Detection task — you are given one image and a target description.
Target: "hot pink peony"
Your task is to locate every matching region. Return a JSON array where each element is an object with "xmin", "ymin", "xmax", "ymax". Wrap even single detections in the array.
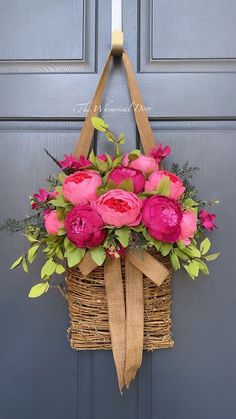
[
  {"xmin": 31, "ymin": 188, "xmax": 57, "ymax": 209},
  {"xmin": 62, "ymin": 171, "xmax": 102, "ymax": 205},
  {"xmin": 64, "ymin": 205, "xmax": 106, "ymax": 248},
  {"xmin": 59, "ymin": 155, "xmax": 90, "ymax": 170},
  {"xmin": 142, "ymin": 195, "xmax": 182, "ymax": 242},
  {"xmin": 96, "ymin": 189, "xmax": 143, "ymax": 227},
  {"xmin": 128, "ymin": 155, "xmax": 159, "ymax": 174},
  {"xmin": 179, "ymin": 210, "xmax": 197, "ymax": 244},
  {"xmin": 44, "ymin": 210, "xmax": 64, "ymax": 235},
  {"xmin": 149, "ymin": 144, "xmax": 171, "ymax": 163},
  {"xmin": 145, "ymin": 170, "xmax": 185, "ymax": 200},
  {"xmin": 108, "ymin": 167, "xmax": 145, "ymax": 193},
  {"xmin": 199, "ymin": 209, "xmax": 217, "ymax": 231}
]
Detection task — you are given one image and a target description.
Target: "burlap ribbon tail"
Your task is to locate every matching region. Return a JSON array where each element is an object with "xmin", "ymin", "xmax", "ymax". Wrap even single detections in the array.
[
  {"xmin": 72, "ymin": 49, "xmax": 170, "ymax": 391},
  {"xmin": 79, "ymin": 250, "xmax": 169, "ymax": 391}
]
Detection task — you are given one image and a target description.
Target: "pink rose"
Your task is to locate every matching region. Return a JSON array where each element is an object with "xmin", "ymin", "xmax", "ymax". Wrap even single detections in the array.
[
  {"xmin": 129, "ymin": 155, "xmax": 159, "ymax": 174},
  {"xmin": 149, "ymin": 144, "xmax": 172, "ymax": 163},
  {"xmin": 44, "ymin": 210, "xmax": 64, "ymax": 235},
  {"xmin": 142, "ymin": 195, "xmax": 182, "ymax": 242},
  {"xmin": 199, "ymin": 209, "xmax": 217, "ymax": 231},
  {"xmin": 145, "ymin": 170, "xmax": 185, "ymax": 200},
  {"xmin": 64, "ymin": 205, "xmax": 106, "ymax": 248},
  {"xmin": 62, "ymin": 171, "xmax": 102, "ymax": 205},
  {"xmin": 108, "ymin": 167, "xmax": 145, "ymax": 193},
  {"xmin": 179, "ymin": 211, "xmax": 197, "ymax": 244},
  {"xmin": 59, "ymin": 155, "xmax": 90, "ymax": 170},
  {"xmin": 96, "ymin": 189, "xmax": 142, "ymax": 227}
]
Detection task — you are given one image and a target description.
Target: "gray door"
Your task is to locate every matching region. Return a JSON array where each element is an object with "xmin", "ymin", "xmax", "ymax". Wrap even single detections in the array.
[{"xmin": 0, "ymin": 1, "xmax": 236, "ymax": 418}]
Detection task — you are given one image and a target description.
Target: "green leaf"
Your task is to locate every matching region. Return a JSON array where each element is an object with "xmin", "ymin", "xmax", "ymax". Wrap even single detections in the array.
[
  {"xmin": 28, "ymin": 245, "xmax": 40, "ymax": 264},
  {"xmin": 182, "ymin": 244, "xmax": 201, "ymax": 258},
  {"xmin": 170, "ymin": 252, "xmax": 180, "ymax": 270},
  {"xmin": 105, "ymin": 154, "xmax": 113, "ymax": 169},
  {"xmin": 118, "ymin": 133, "xmax": 125, "ymax": 144},
  {"xmin": 188, "ymin": 260, "xmax": 199, "ymax": 277},
  {"xmin": 96, "ymin": 158, "xmax": 109, "ymax": 172},
  {"xmin": 55, "ymin": 263, "xmax": 66, "ymax": 274},
  {"xmin": 160, "ymin": 242, "xmax": 172, "ymax": 256},
  {"xmin": 203, "ymin": 252, "xmax": 220, "ymax": 261},
  {"xmin": 119, "ymin": 178, "xmax": 134, "ymax": 192},
  {"xmin": 200, "ymin": 238, "xmax": 211, "ymax": 255},
  {"xmin": 196, "ymin": 259, "xmax": 209, "ymax": 274},
  {"xmin": 10, "ymin": 255, "xmax": 23, "ymax": 270},
  {"xmin": 66, "ymin": 247, "xmax": 85, "ymax": 268},
  {"xmin": 41, "ymin": 258, "xmax": 56, "ymax": 279},
  {"xmin": 89, "ymin": 149, "xmax": 97, "ymax": 167},
  {"xmin": 90, "ymin": 246, "xmax": 106, "ymax": 266},
  {"xmin": 115, "ymin": 228, "xmax": 131, "ymax": 248},
  {"xmin": 152, "ymin": 239, "xmax": 161, "ymax": 251},
  {"xmin": 105, "ymin": 179, "xmax": 117, "ymax": 191},
  {"xmin": 177, "ymin": 240, "xmax": 186, "ymax": 250},
  {"xmin": 183, "ymin": 264, "xmax": 195, "ymax": 280},
  {"xmin": 50, "ymin": 195, "xmax": 68, "ymax": 208},
  {"xmin": 173, "ymin": 248, "xmax": 189, "ymax": 261},
  {"xmin": 28, "ymin": 282, "xmax": 49, "ymax": 298},
  {"xmin": 155, "ymin": 176, "xmax": 171, "ymax": 197},
  {"xmin": 58, "ymin": 172, "xmax": 67, "ymax": 183},
  {"xmin": 112, "ymin": 154, "xmax": 123, "ymax": 168},
  {"xmin": 130, "ymin": 225, "xmax": 144, "ymax": 233},
  {"xmin": 22, "ymin": 258, "xmax": 29, "ymax": 273},
  {"xmin": 91, "ymin": 116, "xmax": 108, "ymax": 132}
]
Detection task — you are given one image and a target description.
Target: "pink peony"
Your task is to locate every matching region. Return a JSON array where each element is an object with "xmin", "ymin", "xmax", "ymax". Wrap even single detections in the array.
[
  {"xmin": 59, "ymin": 155, "xmax": 90, "ymax": 170},
  {"xmin": 96, "ymin": 189, "xmax": 143, "ymax": 227},
  {"xmin": 149, "ymin": 144, "xmax": 172, "ymax": 163},
  {"xmin": 145, "ymin": 170, "xmax": 185, "ymax": 200},
  {"xmin": 44, "ymin": 210, "xmax": 64, "ymax": 235},
  {"xmin": 199, "ymin": 209, "xmax": 217, "ymax": 231},
  {"xmin": 62, "ymin": 171, "xmax": 102, "ymax": 205},
  {"xmin": 64, "ymin": 205, "xmax": 106, "ymax": 248},
  {"xmin": 31, "ymin": 188, "xmax": 57, "ymax": 209},
  {"xmin": 179, "ymin": 211, "xmax": 197, "ymax": 244},
  {"xmin": 129, "ymin": 155, "xmax": 159, "ymax": 174},
  {"xmin": 108, "ymin": 167, "xmax": 145, "ymax": 193},
  {"xmin": 142, "ymin": 195, "xmax": 182, "ymax": 242}
]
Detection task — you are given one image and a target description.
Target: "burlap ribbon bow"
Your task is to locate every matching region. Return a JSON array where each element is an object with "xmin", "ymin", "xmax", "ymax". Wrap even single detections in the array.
[
  {"xmin": 78, "ymin": 249, "xmax": 169, "ymax": 391},
  {"xmin": 72, "ymin": 50, "xmax": 169, "ymax": 391}
]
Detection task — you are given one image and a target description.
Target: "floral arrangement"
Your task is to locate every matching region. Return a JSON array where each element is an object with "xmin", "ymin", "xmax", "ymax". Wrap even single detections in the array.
[{"xmin": 2, "ymin": 117, "xmax": 219, "ymax": 298}]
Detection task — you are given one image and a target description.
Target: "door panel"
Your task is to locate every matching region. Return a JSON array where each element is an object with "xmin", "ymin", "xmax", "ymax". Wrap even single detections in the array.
[{"xmin": 0, "ymin": 1, "xmax": 235, "ymax": 418}]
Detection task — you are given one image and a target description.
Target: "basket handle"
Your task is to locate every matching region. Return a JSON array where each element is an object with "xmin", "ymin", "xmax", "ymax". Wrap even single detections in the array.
[{"xmin": 73, "ymin": 50, "xmax": 156, "ymax": 158}]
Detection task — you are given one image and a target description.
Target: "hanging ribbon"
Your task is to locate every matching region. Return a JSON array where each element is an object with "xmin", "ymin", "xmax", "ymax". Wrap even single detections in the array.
[{"xmin": 72, "ymin": 49, "xmax": 169, "ymax": 391}]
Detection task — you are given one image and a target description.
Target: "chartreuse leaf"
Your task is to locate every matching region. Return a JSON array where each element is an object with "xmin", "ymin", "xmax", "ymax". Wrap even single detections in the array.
[
  {"xmin": 173, "ymin": 248, "xmax": 189, "ymax": 261},
  {"xmin": 112, "ymin": 154, "xmax": 123, "ymax": 168},
  {"xmin": 115, "ymin": 228, "xmax": 131, "ymax": 248},
  {"xmin": 50, "ymin": 194, "xmax": 68, "ymax": 208},
  {"xmin": 196, "ymin": 259, "xmax": 209, "ymax": 274},
  {"xmin": 22, "ymin": 257, "xmax": 29, "ymax": 273},
  {"xmin": 203, "ymin": 252, "xmax": 220, "ymax": 261},
  {"xmin": 89, "ymin": 149, "xmax": 97, "ymax": 167},
  {"xmin": 90, "ymin": 246, "xmax": 106, "ymax": 266},
  {"xmin": 170, "ymin": 252, "xmax": 180, "ymax": 270},
  {"xmin": 160, "ymin": 242, "xmax": 172, "ymax": 257},
  {"xmin": 188, "ymin": 260, "xmax": 200, "ymax": 277},
  {"xmin": 128, "ymin": 149, "xmax": 141, "ymax": 160},
  {"xmin": 183, "ymin": 264, "xmax": 195, "ymax": 280},
  {"xmin": 28, "ymin": 282, "xmax": 49, "ymax": 298},
  {"xmin": 66, "ymin": 247, "xmax": 85, "ymax": 268},
  {"xmin": 155, "ymin": 176, "xmax": 171, "ymax": 197},
  {"xmin": 10, "ymin": 255, "xmax": 23, "ymax": 270},
  {"xmin": 58, "ymin": 172, "xmax": 67, "ymax": 183},
  {"xmin": 182, "ymin": 244, "xmax": 201, "ymax": 258},
  {"xmin": 200, "ymin": 238, "xmax": 211, "ymax": 255},
  {"xmin": 106, "ymin": 180, "xmax": 117, "ymax": 191},
  {"xmin": 55, "ymin": 263, "xmax": 65, "ymax": 274},
  {"xmin": 119, "ymin": 179, "xmax": 134, "ymax": 192},
  {"xmin": 96, "ymin": 158, "xmax": 109, "ymax": 172},
  {"xmin": 118, "ymin": 133, "xmax": 125, "ymax": 144},
  {"xmin": 28, "ymin": 245, "xmax": 40, "ymax": 264},
  {"xmin": 105, "ymin": 154, "xmax": 113, "ymax": 169},
  {"xmin": 41, "ymin": 258, "xmax": 56, "ymax": 279},
  {"xmin": 91, "ymin": 116, "xmax": 108, "ymax": 132}
]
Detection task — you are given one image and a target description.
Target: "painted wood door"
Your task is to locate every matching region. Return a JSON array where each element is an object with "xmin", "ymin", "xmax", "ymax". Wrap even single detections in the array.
[{"xmin": 0, "ymin": 1, "xmax": 236, "ymax": 418}]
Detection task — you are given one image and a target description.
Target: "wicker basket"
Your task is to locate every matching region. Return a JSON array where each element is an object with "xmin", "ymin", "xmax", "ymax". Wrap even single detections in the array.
[{"xmin": 66, "ymin": 251, "xmax": 174, "ymax": 351}]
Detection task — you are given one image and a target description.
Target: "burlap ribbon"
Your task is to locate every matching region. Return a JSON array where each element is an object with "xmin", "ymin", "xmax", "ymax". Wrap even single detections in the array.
[
  {"xmin": 72, "ymin": 50, "xmax": 170, "ymax": 391},
  {"xmin": 78, "ymin": 250, "xmax": 169, "ymax": 391}
]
